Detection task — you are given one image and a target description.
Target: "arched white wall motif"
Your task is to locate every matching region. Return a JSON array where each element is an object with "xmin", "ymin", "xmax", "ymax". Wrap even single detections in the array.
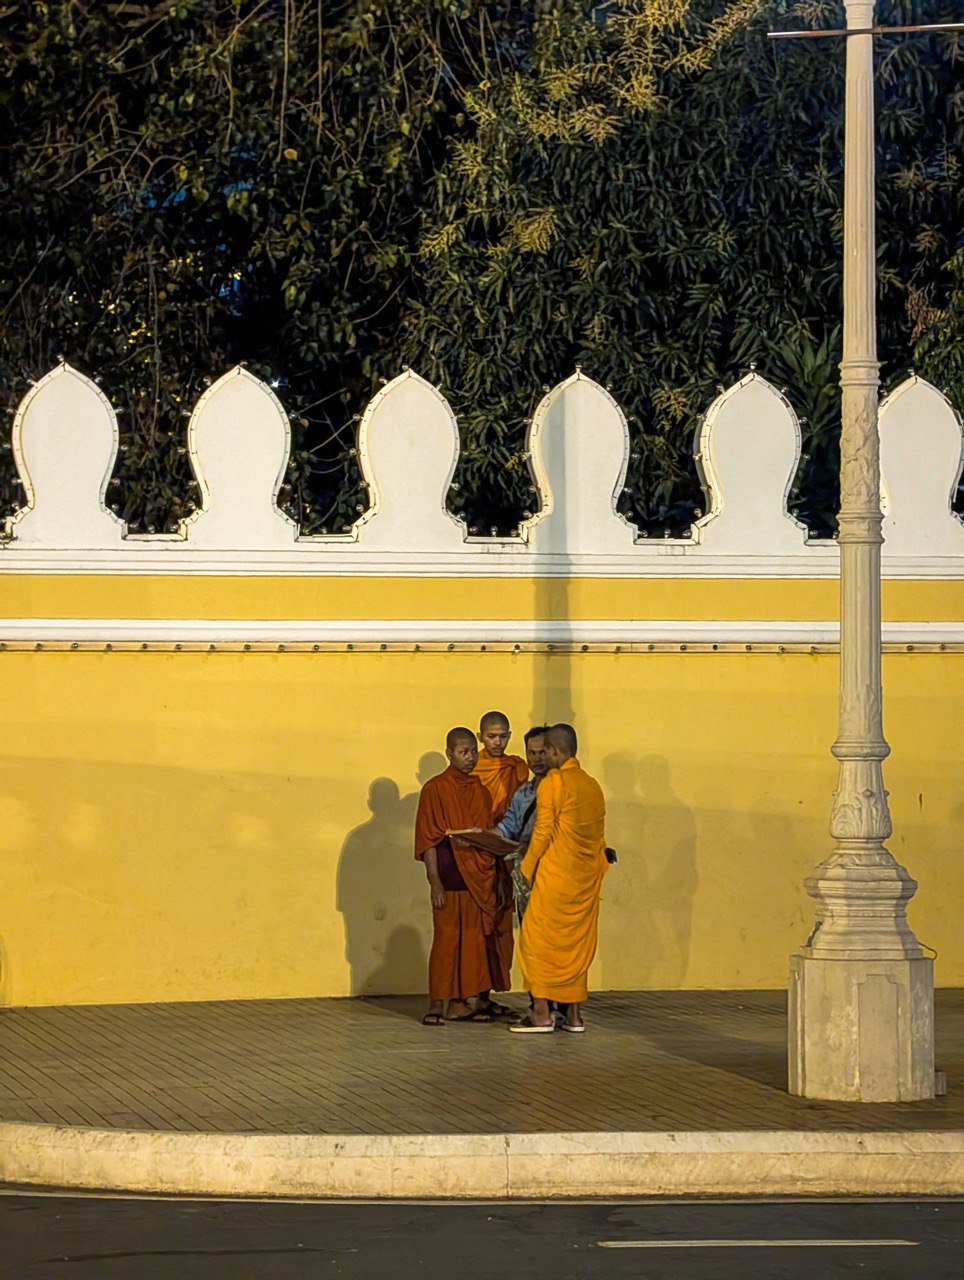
[
  {"xmin": 6, "ymin": 363, "xmax": 125, "ymax": 547},
  {"xmin": 353, "ymin": 370, "xmax": 467, "ymax": 551},
  {"xmin": 695, "ymin": 373, "xmax": 808, "ymax": 553},
  {"xmin": 879, "ymin": 376, "xmax": 964, "ymax": 558},
  {"xmin": 183, "ymin": 366, "xmax": 298, "ymax": 549},
  {"xmin": 0, "ymin": 361, "xmax": 961, "ymax": 579},
  {"xmin": 522, "ymin": 371, "xmax": 636, "ymax": 554}
]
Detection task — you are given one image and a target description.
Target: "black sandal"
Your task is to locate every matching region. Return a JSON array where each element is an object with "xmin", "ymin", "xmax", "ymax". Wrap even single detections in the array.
[
  {"xmin": 477, "ymin": 1000, "xmax": 515, "ymax": 1019},
  {"xmin": 447, "ymin": 1009, "xmax": 493, "ymax": 1023},
  {"xmin": 421, "ymin": 1012, "xmax": 445, "ymax": 1027}
]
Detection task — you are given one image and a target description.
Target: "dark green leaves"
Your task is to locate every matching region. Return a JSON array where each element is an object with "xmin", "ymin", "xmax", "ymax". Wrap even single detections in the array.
[{"xmin": 0, "ymin": 0, "xmax": 960, "ymax": 538}]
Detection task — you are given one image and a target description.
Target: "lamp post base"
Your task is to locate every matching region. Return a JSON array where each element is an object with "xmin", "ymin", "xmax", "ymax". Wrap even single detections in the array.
[{"xmin": 789, "ymin": 954, "xmax": 935, "ymax": 1101}]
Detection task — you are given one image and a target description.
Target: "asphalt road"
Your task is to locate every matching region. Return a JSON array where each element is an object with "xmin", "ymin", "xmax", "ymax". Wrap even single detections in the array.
[{"xmin": 0, "ymin": 1194, "xmax": 961, "ymax": 1279}]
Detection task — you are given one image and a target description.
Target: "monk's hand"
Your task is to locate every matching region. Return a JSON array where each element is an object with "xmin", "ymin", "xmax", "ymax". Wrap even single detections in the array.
[{"xmin": 429, "ymin": 878, "xmax": 446, "ymax": 910}]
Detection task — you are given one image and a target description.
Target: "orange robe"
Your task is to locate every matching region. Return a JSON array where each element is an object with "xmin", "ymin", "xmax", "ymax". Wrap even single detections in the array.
[
  {"xmin": 473, "ymin": 750, "xmax": 528, "ymax": 977},
  {"xmin": 414, "ymin": 767, "xmax": 509, "ymax": 1002},
  {"xmin": 473, "ymin": 751, "xmax": 529, "ymax": 823},
  {"xmin": 519, "ymin": 757, "xmax": 608, "ymax": 1004}
]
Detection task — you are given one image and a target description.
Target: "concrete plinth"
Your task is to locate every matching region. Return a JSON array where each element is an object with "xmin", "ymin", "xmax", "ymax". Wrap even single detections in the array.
[{"xmin": 789, "ymin": 954, "xmax": 935, "ymax": 1101}]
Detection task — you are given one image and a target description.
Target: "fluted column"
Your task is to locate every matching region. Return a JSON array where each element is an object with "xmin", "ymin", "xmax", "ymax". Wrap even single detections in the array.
[{"xmin": 787, "ymin": 0, "xmax": 935, "ymax": 1101}]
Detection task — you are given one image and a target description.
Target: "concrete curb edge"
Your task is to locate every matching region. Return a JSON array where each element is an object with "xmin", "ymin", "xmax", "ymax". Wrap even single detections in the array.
[{"xmin": 1, "ymin": 1124, "xmax": 962, "ymax": 1198}]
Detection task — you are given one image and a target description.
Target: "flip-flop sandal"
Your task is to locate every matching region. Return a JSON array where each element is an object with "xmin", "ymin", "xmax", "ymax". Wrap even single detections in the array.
[
  {"xmin": 478, "ymin": 1001, "xmax": 516, "ymax": 1019},
  {"xmin": 447, "ymin": 1009, "xmax": 493, "ymax": 1023},
  {"xmin": 560, "ymin": 1022, "xmax": 586, "ymax": 1033},
  {"xmin": 509, "ymin": 1017, "xmax": 555, "ymax": 1034},
  {"xmin": 421, "ymin": 1013, "xmax": 445, "ymax": 1027}
]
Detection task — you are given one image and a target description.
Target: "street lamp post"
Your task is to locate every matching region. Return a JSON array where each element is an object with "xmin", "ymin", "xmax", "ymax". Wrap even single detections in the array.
[{"xmin": 782, "ymin": 0, "xmax": 937, "ymax": 1101}]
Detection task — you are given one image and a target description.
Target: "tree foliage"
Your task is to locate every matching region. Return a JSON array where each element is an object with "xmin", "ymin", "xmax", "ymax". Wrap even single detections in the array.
[
  {"xmin": 0, "ymin": 0, "xmax": 478, "ymax": 532},
  {"xmin": 0, "ymin": 0, "xmax": 961, "ymax": 538}
]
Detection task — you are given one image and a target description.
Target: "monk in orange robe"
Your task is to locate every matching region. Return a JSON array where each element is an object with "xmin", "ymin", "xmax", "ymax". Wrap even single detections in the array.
[
  {"xmin": 473, "ymin": 710, "xmax": 529, "ymax": 822},
  {"xmin": 472, "ymin": 710, "xmax": 528, "ymax": 1016},
  {"xmin": 512, "ymin": 723, "xmax": 608, "ymax": 1035},
  {"xmin": 414, "ymin": 727, "xmax": 510, "ymax": 1025}
]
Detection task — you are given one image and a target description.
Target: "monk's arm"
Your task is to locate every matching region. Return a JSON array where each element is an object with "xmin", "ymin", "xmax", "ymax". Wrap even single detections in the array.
[
  {"xmin": 520, "ymin": 775, "xmax": 558, "ymax": 881},
  {"xmin": 420, "ymin": 846, "xmax": 446, "ymax": 909}
]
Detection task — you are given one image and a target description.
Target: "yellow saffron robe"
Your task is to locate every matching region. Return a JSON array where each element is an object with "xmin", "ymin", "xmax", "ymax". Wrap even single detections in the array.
[{"xmin": 518, "ymin": 757, "xmax": 608, "ymax": 1004}]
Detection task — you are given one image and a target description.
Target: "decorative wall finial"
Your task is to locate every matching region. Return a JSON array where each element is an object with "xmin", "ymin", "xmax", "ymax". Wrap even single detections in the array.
[
  {"xmin": 879, "ymin": 376, "xmax": 964, "ymax": 558},
  {"xmin": 183, "ymin": 366, "xmax": 297, "ymax": 549},
  {"xmin": 353, "ymin": 370, "xmax": 467, "ymax": 551},
  {"xmin": 6, "ymin": 364, "xmax": 125, "ymax": 546},
  {"xmin": 696, "ymin": 373, "xmax": 808, "ymax": 552},
  {"xmin": 522, "ymin": 371, "xmax": 636, "ymax": 554}
]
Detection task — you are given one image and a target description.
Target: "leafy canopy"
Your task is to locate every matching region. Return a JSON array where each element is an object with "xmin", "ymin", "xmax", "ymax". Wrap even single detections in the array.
[{"xmin": 0, "ymin": 0, "xmax": 961, "ymax": 538}]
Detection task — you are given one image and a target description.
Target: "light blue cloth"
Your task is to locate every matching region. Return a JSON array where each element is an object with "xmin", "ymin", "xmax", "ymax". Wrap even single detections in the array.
[
  {"xmin": 497, "ymin": 779, "xmax": 539, "ymax": 920},
  {"xmin": 497, "ymin": 779, "xmax": 538, "ymax": 848}
]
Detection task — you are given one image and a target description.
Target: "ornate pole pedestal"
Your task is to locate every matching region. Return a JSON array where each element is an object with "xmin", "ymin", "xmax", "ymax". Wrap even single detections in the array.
[{"xmin": 787, "ymin": 0, "xmax": 935, "ymax": 1101}]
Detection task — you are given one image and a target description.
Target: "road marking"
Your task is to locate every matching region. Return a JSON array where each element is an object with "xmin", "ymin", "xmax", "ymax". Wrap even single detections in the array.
[{"xmin": 598, "ymin": 1239, "xmax": 918, "ymax": 1249}]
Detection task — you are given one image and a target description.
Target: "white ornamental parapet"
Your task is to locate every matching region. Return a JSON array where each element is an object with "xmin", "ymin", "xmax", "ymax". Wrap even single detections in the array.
[{"xmin": 0, "ymin": 361, "xmax": 961, "ymax": 578}]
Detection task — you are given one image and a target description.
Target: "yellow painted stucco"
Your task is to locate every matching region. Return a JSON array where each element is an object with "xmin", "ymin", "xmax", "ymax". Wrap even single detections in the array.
[
  {"xmin": 0, "ymin": 573, "xmax": 961, "ymax": 623},
  {"xmin": 0, "ymin": 631, "xmax": 961, "ymax": 1006}
]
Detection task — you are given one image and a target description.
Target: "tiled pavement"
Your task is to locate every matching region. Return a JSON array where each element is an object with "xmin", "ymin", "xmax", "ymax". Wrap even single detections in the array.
[{"xmin": 0, "ymin": 990, "xmax": 960, "ymax": 1136}]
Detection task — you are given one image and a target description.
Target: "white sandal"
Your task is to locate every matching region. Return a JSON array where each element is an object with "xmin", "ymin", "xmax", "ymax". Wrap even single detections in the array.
[{"xmin": 509, "ymin": 1016, "xmax": 555, "ymax": 1034}]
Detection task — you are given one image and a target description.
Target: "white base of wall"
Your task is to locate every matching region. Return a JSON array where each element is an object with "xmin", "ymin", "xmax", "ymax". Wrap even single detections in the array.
[{"xmin": 1, "ymin": 1123, "xmax": 960, "ymax": 1198}]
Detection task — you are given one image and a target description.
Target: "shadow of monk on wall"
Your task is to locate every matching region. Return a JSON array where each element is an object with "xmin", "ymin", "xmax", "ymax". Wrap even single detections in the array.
[
  {"xmin": 398, "ymin": 751, "xmax": 448, "ymax": 829},
  {"xmin": 600, "ymin": 753, "xmax": 698, "ymax": 989},
  {"xmin": 335, "ymin": 776, "xmax": 429, "ymax": 996}
]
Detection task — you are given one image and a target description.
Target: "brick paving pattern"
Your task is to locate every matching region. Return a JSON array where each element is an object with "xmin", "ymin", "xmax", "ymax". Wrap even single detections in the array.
[{"xmin": 0, "ymin": 990, "xmax": 960, "ymax": 1135}]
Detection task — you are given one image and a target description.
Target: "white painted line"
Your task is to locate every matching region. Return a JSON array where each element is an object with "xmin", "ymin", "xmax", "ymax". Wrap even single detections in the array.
[
  {"xmin": 2, "ymin": 616, "xmax": 963, "ymax": 647},
  {"xmin": 598, "ymin": 1239, "xmax": 918, "ymax": 1249}
]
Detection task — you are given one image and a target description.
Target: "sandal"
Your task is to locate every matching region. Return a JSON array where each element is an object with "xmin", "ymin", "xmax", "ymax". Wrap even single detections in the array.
[
  {"xmin": 477, "ymin": 1000, "xmax": 516, "ymax": 1019},
  {"xmin": 447, "ymin": 1009, "xmax": 493, "ymax": 1023},
  {"xmin": 560, "ymin": 1021, "xmax": 586, "ymax": 1033},
  {"xmin": 421, "ymin": 1012, "xmax": 445, "ymax": 1027},
  {"xmin": 508, "ymin": 1016, "xmax": 555, "ymax": 1034}
]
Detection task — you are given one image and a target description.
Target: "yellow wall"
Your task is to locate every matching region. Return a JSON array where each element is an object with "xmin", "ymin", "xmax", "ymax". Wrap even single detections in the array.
[
  {"xmin": 2, "ymin": 572, "xmax": 963, "ymax": 622},
  {"xmin": 1, "ymin": 626, "xmax": 961, "ymax": 1005}
]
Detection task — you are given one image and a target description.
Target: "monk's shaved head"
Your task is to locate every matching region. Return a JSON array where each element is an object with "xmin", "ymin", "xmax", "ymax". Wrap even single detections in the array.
[
  {"xmin": 446, "ymin": 726, "xmax": 479, "ymax": 775},
  {"xmin": 479, "ymin": 710, "xmax": 510, "ymax": 733},
  {"xmin": 547, "ymin": 723, "xmax": 577, "ymax": 758}
]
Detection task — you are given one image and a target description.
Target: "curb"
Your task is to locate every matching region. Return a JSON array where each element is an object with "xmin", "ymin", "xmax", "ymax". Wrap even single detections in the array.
[{"xmin": 1, "ymin": 1124, "xmax": 962, "ymax": 1198}]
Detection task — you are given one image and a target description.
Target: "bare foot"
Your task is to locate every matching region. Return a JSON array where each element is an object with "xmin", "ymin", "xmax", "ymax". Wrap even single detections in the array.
[
  {"xmin": 565, "ymin": 1003, "xmax": 584, "ymax": 1029},
  {"xmin": 530, "ymin": 997, "xmax": 554, "ymax": 1028},
  {"xmin": 445, "ymin": 1000, "xmax": 473, "ymax": 1020}
]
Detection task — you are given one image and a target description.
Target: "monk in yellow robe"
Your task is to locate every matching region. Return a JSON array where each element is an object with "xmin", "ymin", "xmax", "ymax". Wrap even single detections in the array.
[
  {"xmin": 512, "ymin": 723, "xmax": 608, "ymax": 1034},
  {"xmin": 472, "ymin": 710, "xmax": 527, "ymax": 1016},
  {"xmin": 414, "ymin": 727, "xmax": 509, "ymax": 1025}
]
